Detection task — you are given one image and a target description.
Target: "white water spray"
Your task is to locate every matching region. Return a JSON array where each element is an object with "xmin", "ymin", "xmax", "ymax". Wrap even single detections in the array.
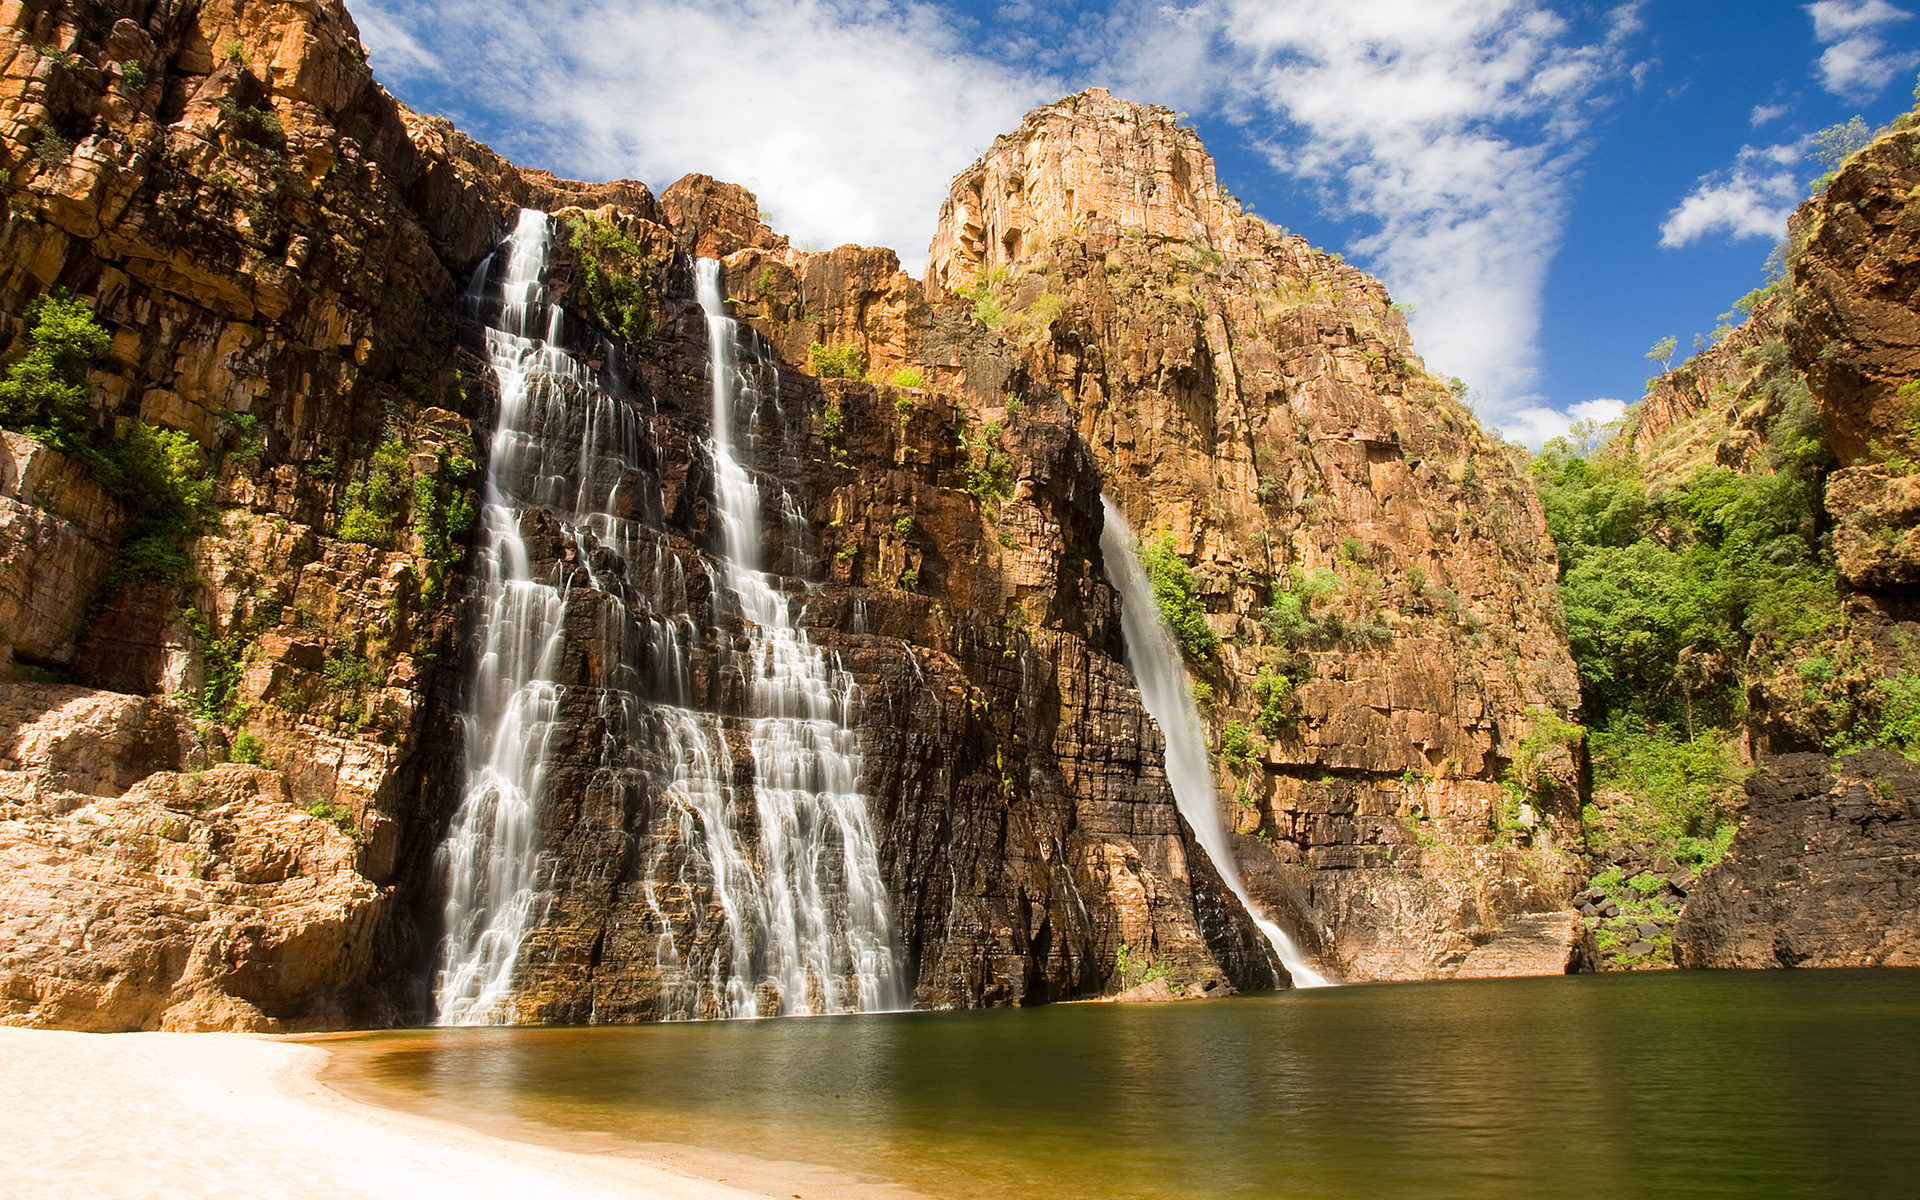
[
  {"xmin": 696, "ymin": 259, "xmax": 899, "ymax": 1015},
  {"xmin": 1098, "ymin": 497, "xmax": 1333, "ymax": 988}
]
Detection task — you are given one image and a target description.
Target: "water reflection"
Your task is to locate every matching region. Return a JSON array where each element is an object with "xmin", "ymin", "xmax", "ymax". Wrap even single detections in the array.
[{"xmin": 330, "ymin": 972, "xmax": 1920, "ymax": 1199}]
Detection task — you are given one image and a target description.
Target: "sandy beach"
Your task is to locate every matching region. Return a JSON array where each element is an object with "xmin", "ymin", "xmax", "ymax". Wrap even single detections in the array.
[{"xmin": 0, "ymin": 1027, "xmax": 772, "ymax": 1200}]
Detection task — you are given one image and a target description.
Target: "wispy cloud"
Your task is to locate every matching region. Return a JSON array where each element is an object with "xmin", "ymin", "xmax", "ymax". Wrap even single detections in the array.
[
  {"xmin": 1659, "ymin": 143, "xmax": 1805, "ymax": 248},
  {"xmin": 351, "ymin": 0, "xmax": 1056, "ymax": 260},
  {"xmin": 1099, "ymin": 1, "xmax": 1644, "ymax": 429},
  {"xmin": 1750, "ymin": 102, "xmax": 1790, "ymax": 126},
  {"xmin": 1807, "ymin": 0, "xmax": 1918, "ymax": 97},
  {"xmin": 352, "ymin": 0, "xmax": 1645, "ymax": 439}
]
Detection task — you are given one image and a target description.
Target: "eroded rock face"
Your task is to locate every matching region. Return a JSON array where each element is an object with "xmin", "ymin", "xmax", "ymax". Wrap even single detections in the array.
[
  {"xmin": 0, "ymin": 10, "xmax": 1583, "ymax": 1027},
  {"xmin": 912, "ymin": 88, "xmax": 1586, "ymax": 980},
  {"xmin": 1675, "ymin": 753, "xmax": 1920, "ymax": 969}
]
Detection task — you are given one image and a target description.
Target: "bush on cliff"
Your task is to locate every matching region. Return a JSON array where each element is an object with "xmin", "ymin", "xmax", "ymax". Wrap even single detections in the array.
[
  {"xmin": 1139, "ymin": 530, "xmax": 1217, "ymax": 659},
  {"xmin": 0, "ymin": 289, "xmax": 110, "ymax": 453}
]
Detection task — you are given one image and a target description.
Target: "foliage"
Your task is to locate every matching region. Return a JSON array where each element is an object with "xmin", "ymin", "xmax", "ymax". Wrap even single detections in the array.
[
  {"xmin": 305, "ymin": 799, "xmax": 364, "ymax": 845},
  {"xmin": 1810, "ymin": 115, "xmax": 1871, "ymax": 192},
  {"xmin": 323, "ymin": 651, "xmax": 377, "ymax": 692},
  {"xmin": 1511, "ymin": 708, "xmax": 1584, "ymax": 795},
  {"xmin": 338, "ymin": 438, "xmax": 411, "ymax": 546},
  {"xmin": 412, "ymin": 448, "xmax": 477, "ymax": 603},
  {"xmin": 0, "ymin": 290, "xmax": 110, "ymax": 450},
  {"xmin": 230, "ymin": 730, "xmax": 267, "ymax": 766},
  {"xmin": 118, "ymin": 59, "xmax": 145, "ymax": 91},
  {"xmin": 889, "ymin": 367, "xmax": 927, "ymax": 388},
  {"xmin": 1864, "ymin": 671, "xmax": 1920, "ymax": 758},
  {"xmin": 966, "ymin": 265, "xmax": 1010, "ymax": 328},
  {"xmin": 212, "ymin": 96, "xmax": 283, "ymax": 147},
  {"xmin": 1532, "ymin": 433, "xmax": 1835, "ymax": 729},
  {"xmin": 567, "ymin": 215, "xmax": 651, "ymax": 342},
  {"xmin": 1260, "ymin": 565, "xmax": 1342, "ymax": 647},
  {"xmin": 821, "ymin": 398, "xmax": 843, "ymax": 442},
  {"xmin": 1219, "ymin": 719, "xmax": 1259, "ymax": 768},
  {"xmin": 1587, "ymin": 725, "xmax": 1745, "ymax": 855},
  {"xmin": 1252, "ymin": 666, "xmax": 1292, "ymax": 738},
  {"xmin": 893, "ymin": 516, "xmax": 914, "ymax": 537},
  {"xmin": 809, "ymin": 341, "xmax": 865, "ymax": 379},
  {"xmin": 1138, "ymin": 530, "xmax": 1217, "ymax": 659},
  {"xmin": 960, "ymin": 418, "xmax": 1015, "ymax": 503},
  {"xmin": 96, "ymin": 422, "xmax": 214, "ymax": 597},
  {"xmin": 1645, "ymin": 335, "xmax": 1677, "ymax": 373}
]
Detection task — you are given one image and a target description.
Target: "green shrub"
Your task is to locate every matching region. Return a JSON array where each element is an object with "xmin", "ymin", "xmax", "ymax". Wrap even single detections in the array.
[
  {"xmin": 338, "ymin": 438, "xmax": 410, "ymax": 546},
  {"xmin": 566, "ymin": 215, "xmax": 651, "ymax": 341},
  {"xmin": 961, "ymin": 419, "xmax": 1015, "ymax": 503},
  {"xmin": 323, "ymin": 651, "xmax": 377, "ymax": 692},
  {"xmin": 893, "ymin": 516, "xmax": 913, "ymax": 537},
  {"xmin": 809, "ymin": 341, "xmax": 865, "ymax": 379},
  {"xmin": 230, "ymin": 730, "xmax": 267, "ymax": 765},
  {"xmin": 0, "ymin": 290, "xmax": 110, "ymax": 450},
  {"xmin": 889, "ymin": 367, "xmax": 926, "ymax": 388},
  {"xmin": 1260, "ymin": 565, "xmax": 1341, "ymax": 647},
  {"xmin": 1252, "ymin": 666, "xmax": 1292, "ymax": 737},
  {"xmin": 821, "ymin": 398, "xmax": 843, "ymax": 442},
  {"xmin": 95, "ymin": 422, "xmax": 214, "ymax": 597},
  {"xmin": 1138, "ymin": 531, "xmax": 1217, "ymax": 659},
  {"xmin": 1220, "ymin": 719, "xmax": 1258, "ymax": 767}
]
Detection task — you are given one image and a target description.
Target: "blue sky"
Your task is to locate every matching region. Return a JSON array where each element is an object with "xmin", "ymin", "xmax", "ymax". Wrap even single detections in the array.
[{"xmin": 351, "ymin": 0, "xmax": 1920, "ymax": 445}]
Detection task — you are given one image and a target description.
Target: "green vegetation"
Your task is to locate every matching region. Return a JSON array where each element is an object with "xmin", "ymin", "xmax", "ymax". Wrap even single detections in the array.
[
  {"xmin": 809, "ymin": 341, "xmax": 865, "ymax": 379},
  {"xmin": 118, "ymin": 59, "xmax": 145, "ymax": 91},
  {"xmin": 1219, "ymin": 719, "xmax": 1259, "ymax": 768},
  {"xmin": 338, "ymin": 438, "xmax": 411, "ymax": 545},
  {"xmin": 566, "ymin": 215, "xmax": 652, "ymax": 341},
  {"xmin": 1252, "ymin": 666, "xmax": 1292, "ymax": 738},
  {"xmin": 0, "ymin": 290, "xmax": 110, "ymax": 450},
  {"xmin": 960, "ymin": 418, "xmax": 1015, "ymax": 503},
  {"xmin": 95, "ymin": 423, "xmax": 213, "ymax": 597},
  {"xmin": 893, "ymin": 516, "xmax": 914, "ymax": 538},
  {"xmin": 305, "ymin": 799, "xmax": 365, "ymax": 845},
  {"xmin": 1810, "ymin": 115, "xmax": 1871, "ymax": 193},
  {"xmin": 888, "ymin": 367, "xmax": 927, "ymax": 388},
  {"xmin": 230, "ymin": 730, "xmax": 267, "ymax": 766},
  {"xmin": 1137, "ymin": 531, "xmax": 1217, "ymax": 659},
  {"xmin": 821, "ymin": 398, "xmax": 843, "ymax": 442},
  {"xmin": 1260, "ymin": 565, "xmax": 1342, "ymax": 647}
]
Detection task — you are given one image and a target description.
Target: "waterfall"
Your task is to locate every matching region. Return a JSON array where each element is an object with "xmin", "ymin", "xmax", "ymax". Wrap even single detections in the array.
[
  {"xmin": 1098, "ymin": 497, "xmax": 1333, "ymax": 988},
  {"xmin": 432, "ymin": 212, "xmax": 897, "ymax": 1023},
  {"xmin": 695, "ymin": 259, "xmax": 899, "ymax": 1016}
]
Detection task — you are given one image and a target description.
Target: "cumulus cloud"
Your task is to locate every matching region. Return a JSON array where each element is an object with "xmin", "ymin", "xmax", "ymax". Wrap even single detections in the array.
[
  {"xmin": 1659, "ymin": 143, "xmax": 1805, "ymax": 248},
  {"xmin": 1093, "ymin": 1, "xmax": 1642, "ymax": 427},
  {"xmin": 1807, "ymin": 0, "xmax": 1918, "ymax": 97},
  {"xmin": 1499, "ymin": 397, "xmax": 1628, "ymax": 450},
  {"xmin": 352, "ymin": 0, "xmax": 1644, "ymax": 437},
  {"xmin": 351, "ymin": 0, "xmax": 1057, "ymax": 262}
]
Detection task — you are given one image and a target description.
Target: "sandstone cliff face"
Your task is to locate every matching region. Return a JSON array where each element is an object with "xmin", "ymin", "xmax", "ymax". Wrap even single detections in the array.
[
  {"xmin": 0, "ymin": 2, "xmax": 1283, "ymax": 1025},
  {"xmin": 909, "ymin": 90, "xmax": 1586, "ymax": 981},
  {"xmin": 0, "ymin": 6, "xmax": 1605, "ymax": 1025}
]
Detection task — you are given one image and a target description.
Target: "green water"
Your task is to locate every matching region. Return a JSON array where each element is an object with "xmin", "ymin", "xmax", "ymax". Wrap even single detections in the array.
[{"xmin": 328, "ymin": 972, "xmax": 1920, "ymax": 1199}]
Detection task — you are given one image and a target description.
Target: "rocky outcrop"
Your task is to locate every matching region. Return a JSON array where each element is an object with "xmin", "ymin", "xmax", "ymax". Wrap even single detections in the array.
[
  {"xmin": 911, "ymin": 89, "xmax": 1586, "ymax": 981},
  {"xmin": 1675, "ymin": 752, "xmax": 1920, "ymax": 968},
  {"xmin": 0, "ymin": 7, "xmax": 1586, "ymax": 1028}
]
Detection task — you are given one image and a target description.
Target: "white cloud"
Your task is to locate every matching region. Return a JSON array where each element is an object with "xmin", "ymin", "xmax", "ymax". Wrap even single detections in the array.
[
  {"xmin": 1093, "ymin": 1, "xmax": 1641, "ymax": 427},
  {"xmin": 1806, "ymin": 0, "xmax": 1918, "ymax": 97},
  {"xmin": 1498, "ymin": 397, "xmax": 1627, "ymax": 449},
  {"xmin": 351, "ymin": 0, "xmax": 1643, "ymax": 437},
  {"xmin": 1659, "ymin": 142, "xmax": 1805, "ymax": 248},
  {"xmin": 1750, "ymin": 102, "xmax": 1789, "ymax": 126},
  {"xmin": 351, "ymin": 0, "xmax": 1057, "ymax": 263}
]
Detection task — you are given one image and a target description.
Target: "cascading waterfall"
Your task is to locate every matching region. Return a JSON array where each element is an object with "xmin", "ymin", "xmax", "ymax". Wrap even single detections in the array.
[
  {"xmin": 695, "ymin": 259, "xmax": 898, "ymax": 1016},
  {"xmin": 1099, "ymin": 497, "xmax": 1333, "ymax": 988},
  {"xmin": 433, "ymin": 213, "xmax": 897, "ymax": 1024}
]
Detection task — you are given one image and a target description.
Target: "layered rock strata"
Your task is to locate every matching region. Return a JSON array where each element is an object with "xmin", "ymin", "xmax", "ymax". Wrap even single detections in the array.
[
  {"xmin": 910, "ymin": 90, "xmax": 1586, "ymax": 980},
  {"xmin": 0, "ymin": 6, "xmax": 1601, "ymax": 1026},
  {"xmin": 1675, "ymin": 752, "xmax": 1920, "ymax": 968}
]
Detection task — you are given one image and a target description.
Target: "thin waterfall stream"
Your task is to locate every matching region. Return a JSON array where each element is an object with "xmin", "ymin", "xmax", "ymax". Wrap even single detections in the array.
[
  {"xmin": 1099, "ymin": 497, "xmax": 1333, "ymax": 987},
  {"xmin": 431, "ymin": 212, "xmax": 898, "ymax": 1024}
]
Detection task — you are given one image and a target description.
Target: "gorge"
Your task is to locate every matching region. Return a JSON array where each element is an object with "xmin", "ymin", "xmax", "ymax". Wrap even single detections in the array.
[{"xmin": 0, "ymin": 0, "xmax": 1914, "ymax": 1042}]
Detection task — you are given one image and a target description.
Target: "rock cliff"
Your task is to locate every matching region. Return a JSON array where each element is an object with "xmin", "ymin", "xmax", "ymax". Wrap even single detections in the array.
[{"xmin": 0, "ymin": 2, "xmax": 1588, "ymax": 1029}]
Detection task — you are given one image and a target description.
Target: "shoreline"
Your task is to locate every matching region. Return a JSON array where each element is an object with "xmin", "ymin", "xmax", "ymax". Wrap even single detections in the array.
[{"xmin": 0, "ymin": 1026, "xmax": 910, "ymax": 1200}]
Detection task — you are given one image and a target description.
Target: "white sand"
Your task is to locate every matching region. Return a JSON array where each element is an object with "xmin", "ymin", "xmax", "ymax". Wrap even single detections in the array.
[{"xmin": 0, "ymin": 1027, "xmax": 768, "ymax": 1199}]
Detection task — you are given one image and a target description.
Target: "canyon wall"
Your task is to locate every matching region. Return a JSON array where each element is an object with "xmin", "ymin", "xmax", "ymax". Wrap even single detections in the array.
[{"xmin": 0, "ymin": 1, "xmax": 1589, "ymax": 1030}]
